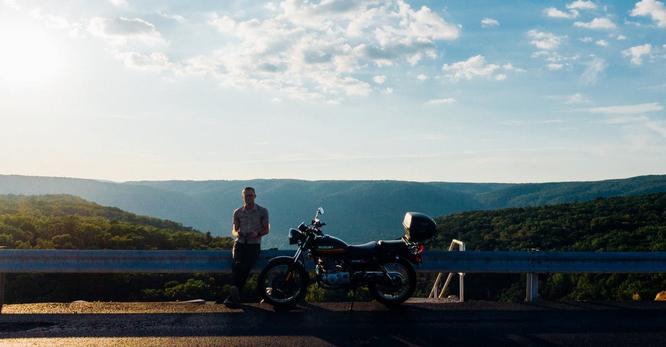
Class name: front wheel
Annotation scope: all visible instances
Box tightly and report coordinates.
[368,258,416,307]
[257,256,309,307]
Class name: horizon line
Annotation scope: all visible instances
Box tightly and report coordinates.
[1,172,665,186]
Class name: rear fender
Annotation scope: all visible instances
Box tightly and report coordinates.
[375,241,413,263]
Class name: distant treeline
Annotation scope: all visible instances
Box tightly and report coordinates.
[431,192,666,301]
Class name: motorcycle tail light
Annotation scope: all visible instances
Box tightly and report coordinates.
[417,243,425,254]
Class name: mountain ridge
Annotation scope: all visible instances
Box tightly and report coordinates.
[2,174,666,248]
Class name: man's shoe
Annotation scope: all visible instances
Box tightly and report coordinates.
[223,296,240,308]
[230,286,240,302]
[223,286,241,308]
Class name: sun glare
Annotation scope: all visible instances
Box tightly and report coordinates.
[0,20,63,88]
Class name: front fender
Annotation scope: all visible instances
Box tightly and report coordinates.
[266,255,307,272]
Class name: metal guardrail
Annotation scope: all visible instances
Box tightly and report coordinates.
[0,249,291,273]
[419,251,666,273]
[1,249,665,273]
[0,249,664,306]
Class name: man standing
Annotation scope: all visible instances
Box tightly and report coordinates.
[224,186,269,308]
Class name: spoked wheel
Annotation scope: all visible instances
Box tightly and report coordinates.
[368,258,416,307]
[257,257,308,307]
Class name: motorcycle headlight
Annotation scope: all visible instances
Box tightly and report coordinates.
[288,228,303,245]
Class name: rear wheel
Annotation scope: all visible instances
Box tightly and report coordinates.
[368,258,416,307]
[257,257,308,307]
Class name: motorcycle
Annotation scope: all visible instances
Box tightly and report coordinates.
[257,207,436,307]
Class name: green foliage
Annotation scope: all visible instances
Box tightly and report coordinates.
[0,194,235,303]
[0,194,234,250]
[430,193,666,301]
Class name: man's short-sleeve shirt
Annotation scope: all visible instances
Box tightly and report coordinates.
[232,204,269,244]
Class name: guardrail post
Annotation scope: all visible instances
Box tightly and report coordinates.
[525,272,538,302]
[459,273,464,302]
[0,273,4,313]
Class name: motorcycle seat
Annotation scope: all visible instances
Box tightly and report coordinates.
[347,241,378,256]
[377,239,407,251]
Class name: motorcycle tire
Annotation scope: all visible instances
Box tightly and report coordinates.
[368,257,416,307]
[257,256,309,307]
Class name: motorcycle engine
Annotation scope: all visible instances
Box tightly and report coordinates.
[315,257,351,286]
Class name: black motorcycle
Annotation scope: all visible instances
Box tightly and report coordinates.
[257,207,436,307]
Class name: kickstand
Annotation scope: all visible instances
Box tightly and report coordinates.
[348,288,356,312]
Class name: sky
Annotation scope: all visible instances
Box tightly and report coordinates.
[0,0,665,183]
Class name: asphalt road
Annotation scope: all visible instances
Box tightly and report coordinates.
[0,300,665,346]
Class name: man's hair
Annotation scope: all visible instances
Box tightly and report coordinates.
[242,187,256,195]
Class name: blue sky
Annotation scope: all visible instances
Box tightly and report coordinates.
[0,0,665,182]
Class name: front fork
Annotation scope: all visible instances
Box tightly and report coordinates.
[285,245,306,282]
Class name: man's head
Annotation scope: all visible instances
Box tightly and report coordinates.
[242,187,256,206]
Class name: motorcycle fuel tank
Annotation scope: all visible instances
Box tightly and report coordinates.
[311,235,348,255]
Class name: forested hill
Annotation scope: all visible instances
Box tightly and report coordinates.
[474,175,666,209]
[432,192,666,252]
[0,194,233,250]
[431,193,666,301]
[2,174,666,248]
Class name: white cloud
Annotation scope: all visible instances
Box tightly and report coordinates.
[264,2,278,12]
[158,11,186,23]
[501,63,526,72]
[532,50,579,71]
[547,63,564,70]
[581,57,607,84]
[567,0,597,10]
[442,55,512,82]
[574,17,617,29]
[622,44,652,65]
[88,17,165,45]
[197,1,461,102]
[417,73,428,80]
[114,51,173,72]
[580,37,593,43]
[644,120,666,138]
[566,93,589,104]
[527,30,564,50]
[29,8,70,30]
[595,39,608,46]
[544,8,578,19]
[610,33,627,40]
[630,0,666,27]
[207,13,237,32]
[373,75,386,84]
[597,112,666,139]
[109,0,128,7]
[2,0,20,9]
[424,98,456,105]
[481,18,499,27]
[440,58,521,81]
[532,50,579,62]
[546,93,590,105]
[589,102,662,114]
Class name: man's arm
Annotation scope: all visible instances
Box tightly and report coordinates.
[260,209,270,236]
[232,210,240,238]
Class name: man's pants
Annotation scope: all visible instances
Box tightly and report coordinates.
[231,241,261,290]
